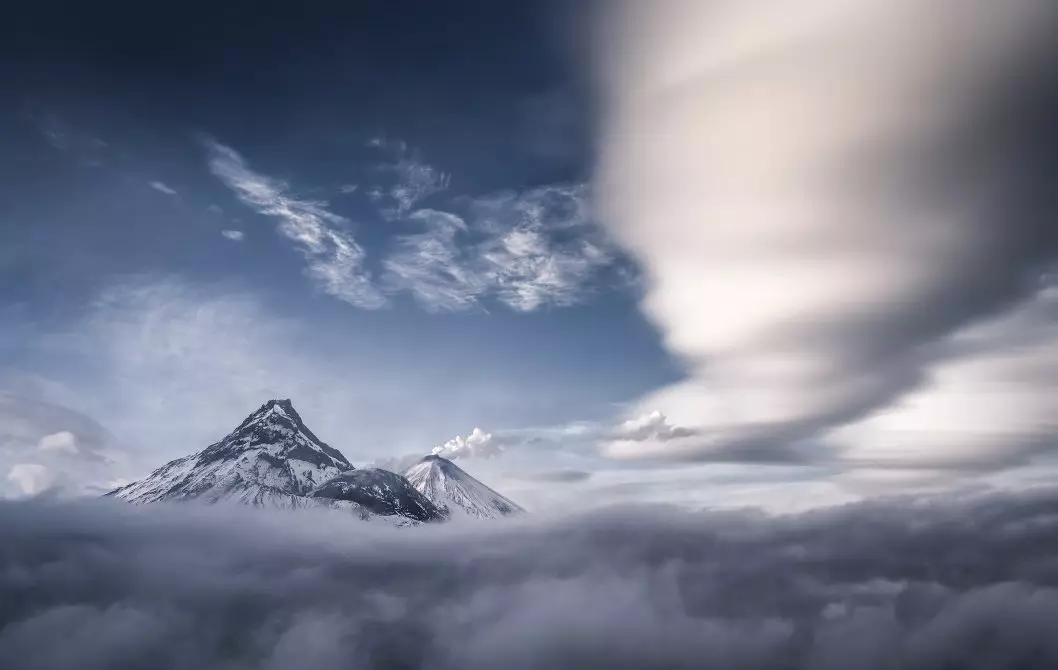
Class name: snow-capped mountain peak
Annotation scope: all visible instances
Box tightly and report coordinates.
[199,398,352,483]
[109,399,352,505]
[403,454,524,519]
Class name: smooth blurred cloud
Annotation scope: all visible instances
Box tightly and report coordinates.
[37,431,78,454]
[6,488,1058,667]
[829,285,1058,472]
[595,0,1058,468]
[6,464,50,495]
[0,393,132,498]
[220,229,245,242]
[509,468,592,483]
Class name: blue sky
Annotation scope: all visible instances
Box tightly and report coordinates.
[3,0,1058,509]
[0,1,700,505]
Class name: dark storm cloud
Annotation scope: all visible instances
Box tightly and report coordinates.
[6,490,1058,669]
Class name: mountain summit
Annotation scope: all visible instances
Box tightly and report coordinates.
[110,399,352,506]
[403,454,524,519]
[108,400,446,524]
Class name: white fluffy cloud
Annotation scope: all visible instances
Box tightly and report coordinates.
[595,0,1058,468]
[37,431,78,454]
[7,464,51,495]
[433,427,504,460]
[611,411,695,443]
[0,393,133,498]
[221,229,245,242]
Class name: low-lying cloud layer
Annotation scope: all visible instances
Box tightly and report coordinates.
[5,490,1058,669]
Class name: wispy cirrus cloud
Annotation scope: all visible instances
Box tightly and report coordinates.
[382,184,619,312]
[148,181,178,196]
[207,138,625,314]
[472,184,615,311]
[206,140,386,309]
[382,209,485,311]
[366,137,450,220]
[481,224,610,312]
[24,104,108,165]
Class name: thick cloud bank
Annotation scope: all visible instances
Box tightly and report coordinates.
[595,0,1058,467]
[5,491,1058,669]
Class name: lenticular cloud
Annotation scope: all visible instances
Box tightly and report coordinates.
[595,0,1058,465]
[4,490,1058,669]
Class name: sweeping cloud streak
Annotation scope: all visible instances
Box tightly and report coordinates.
[207,140,387,309]
[208,138,619,314]
[596,0,1058,470]
[6,489,1058,668]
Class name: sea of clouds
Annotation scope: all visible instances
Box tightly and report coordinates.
[4,490,1058,669]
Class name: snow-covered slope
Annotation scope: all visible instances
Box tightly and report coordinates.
[109,399,351,505]
[310,468,445,522]
[107,400,442,525]
[403,455,524,519]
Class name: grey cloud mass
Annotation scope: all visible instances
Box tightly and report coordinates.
[595,0,1058,468]
[510,468,592,483]
[6,489,1058,668]
[0,393,133,498]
